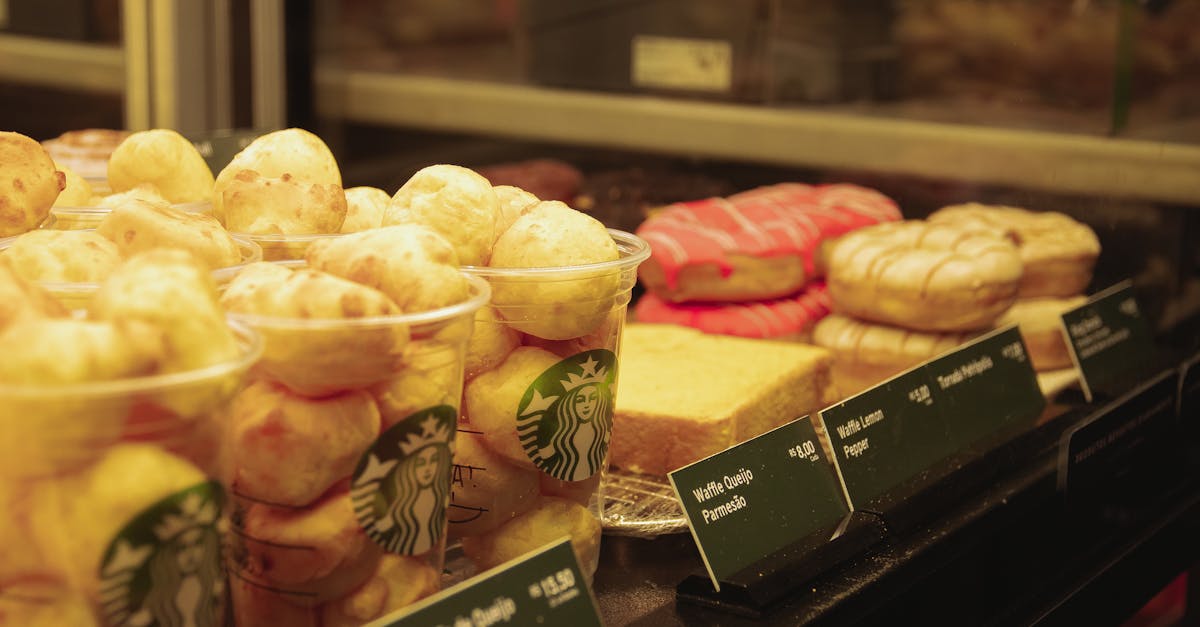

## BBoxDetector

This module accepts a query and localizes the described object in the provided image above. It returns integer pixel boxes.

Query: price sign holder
[669,417,885,617]
[372,538,602,627]
[1060,280,1156,403]
[820,326,1046,534]
[1058,368,1181,505]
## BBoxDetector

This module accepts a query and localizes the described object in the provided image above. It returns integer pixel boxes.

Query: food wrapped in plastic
[0,287,259,626]
[455,227,648,579]
[486,200,621,340]
[224,262,489,625]
[221,262,411,397]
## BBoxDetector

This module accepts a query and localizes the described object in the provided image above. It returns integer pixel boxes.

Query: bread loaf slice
[611,323,837,475]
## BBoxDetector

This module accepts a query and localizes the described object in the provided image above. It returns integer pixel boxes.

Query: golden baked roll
[0,131,64,236]
[96,198,242,269]
[826,220,1023,332]
[460,496,601,576]
[212,128,342,225]
[340,186,390,233]
[0,262,67,330]
[812,314,977,396]
[222,170,347,235]
[0,229,120,283]
[51,163,93,207]
[995,296,1087,372]
[320,555,440,627]
[447,428,541,539]
[106,129,215,203]
[384,164,500,267]
[492,184,539,243]
[928,203,1100,298]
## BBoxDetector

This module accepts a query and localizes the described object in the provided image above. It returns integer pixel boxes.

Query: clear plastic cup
[221,267,490,626]
[50,201,214,231]
[0,232,262,311]
[0,320,261,627]
[231,232,345,262]
[452,229,649,579]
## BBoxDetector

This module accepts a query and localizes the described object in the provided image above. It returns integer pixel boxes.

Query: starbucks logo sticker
[518,349,617,481]
[98,481,224,627]
[352,405,456,555]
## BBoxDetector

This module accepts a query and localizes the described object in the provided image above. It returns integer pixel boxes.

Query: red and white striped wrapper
[635,183,901,291]
[634,281,833,340]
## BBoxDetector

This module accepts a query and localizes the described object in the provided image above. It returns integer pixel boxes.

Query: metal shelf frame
[315,69,1200,206]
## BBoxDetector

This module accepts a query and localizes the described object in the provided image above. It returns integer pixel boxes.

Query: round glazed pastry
[633,281,832,341]
[995,296,1087,372]
[636,183,900,303]
[0,131,64,237]
[927,203,1100,298]
[812,314,977,395]
[826,220,1023,332]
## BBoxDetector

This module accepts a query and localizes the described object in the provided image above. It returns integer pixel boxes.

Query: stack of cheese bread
[814,204,1101,396]
[633,183,902,341]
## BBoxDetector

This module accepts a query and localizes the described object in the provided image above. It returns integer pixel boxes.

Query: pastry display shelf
[0,33,123,93]
[313,68,1200,207]
[589,361,1200,626]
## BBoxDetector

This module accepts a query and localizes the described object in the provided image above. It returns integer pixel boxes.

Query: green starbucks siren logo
[352,405,456,556]
[518,349,617,481]
[98,481,224,627]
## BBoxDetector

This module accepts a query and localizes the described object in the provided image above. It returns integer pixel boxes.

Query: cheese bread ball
[447,429,541,539]
[522,306,624,359]
[306,224,468,313]
[97,198,242,269]
[222,169,347,235]
[27,444,208,600]
[95,182,169,209]
[463,346,562,470]
[90,249,238,373]
[0,317,165,476]
[0,131,64,236]
[385,164,500,266]
[107,129,215,204]
[369,360,461,431]
[0,262,67,330]
[320,555,440,627]
[465,306,521,380]
[0,318,162,385]
[230,381,381,507]
[51,163,93,207]
[221,263,410,396]
[237,490,381,602]
[212,128,342,224]
[488,201,621,340]
[341,186,390,233]
[0,229,120,283]
[229,575,315,627]
[460,497,602,576]
[492,185,539,243]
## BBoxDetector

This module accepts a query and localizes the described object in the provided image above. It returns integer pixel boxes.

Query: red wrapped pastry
[636,183,900,303]
[634,282,832,342]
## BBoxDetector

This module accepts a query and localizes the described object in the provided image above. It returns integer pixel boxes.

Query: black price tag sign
[668,417,848,591]
[1058,370,1176,497]
[1060,280,1154,402]
[821,326,1044,511]
[374,539,602,627]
